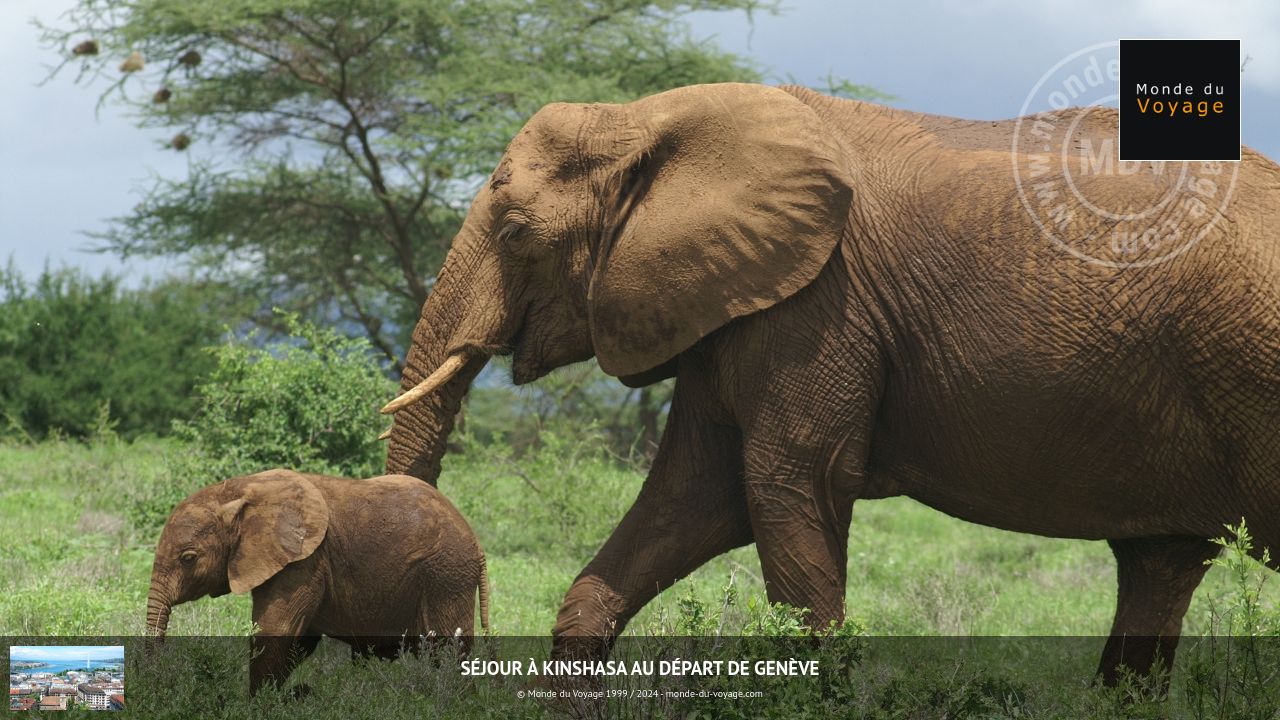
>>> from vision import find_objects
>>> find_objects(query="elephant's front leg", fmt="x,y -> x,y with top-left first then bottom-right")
743,464 -> 860,630
249,570 -> 323,695
250,635 -> 320,697
740,374 -> 878,631
551,379 -> 752,657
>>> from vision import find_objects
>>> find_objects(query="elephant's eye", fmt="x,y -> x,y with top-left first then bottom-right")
180,551 -> 198,565
496,221 -> 523,248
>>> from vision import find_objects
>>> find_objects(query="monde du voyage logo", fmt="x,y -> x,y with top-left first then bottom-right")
1013,39 -> 1242,270
1120,39 -> 1241,161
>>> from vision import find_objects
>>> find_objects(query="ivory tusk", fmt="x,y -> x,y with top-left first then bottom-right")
377,427 -> 393,441
380,353 -> 468,414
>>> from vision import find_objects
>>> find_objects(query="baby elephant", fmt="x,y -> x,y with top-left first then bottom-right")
145,469 -> 490,693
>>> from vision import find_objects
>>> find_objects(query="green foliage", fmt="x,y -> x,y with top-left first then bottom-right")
1180,520 -> 1280,718
171,311 -> 394,480
739,596 -> 813,636
0,437 -> 174,635
0,262 -> 234,441
126,312 -> 394,532
641,586 -> 871,720
1204,519 -> 1278,636
40,0 -> 772,363
468,359 -> 671,461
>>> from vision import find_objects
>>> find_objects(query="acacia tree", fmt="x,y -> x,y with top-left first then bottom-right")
40,0 -> 769,371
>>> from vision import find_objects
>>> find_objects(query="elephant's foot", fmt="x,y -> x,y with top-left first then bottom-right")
550,575 -> 627,661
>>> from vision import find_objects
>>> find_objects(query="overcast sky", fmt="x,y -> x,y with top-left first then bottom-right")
2,0 -> 1276,284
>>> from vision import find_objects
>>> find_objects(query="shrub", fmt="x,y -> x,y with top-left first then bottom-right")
176,311 -> 394,478
129,313 -> 393,531
0,262 -> 234,440
1181,520 -> 1280,717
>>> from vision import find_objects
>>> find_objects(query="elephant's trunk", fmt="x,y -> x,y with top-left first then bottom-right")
145,591 -> 171,638
385,233 -> 497,484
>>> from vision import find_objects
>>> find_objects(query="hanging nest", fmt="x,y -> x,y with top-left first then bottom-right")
170,133 -> 191,151
71,40 -> 99,56
153,88 -> 172,104
120,51 -> 144,73
178,50 -> 202,68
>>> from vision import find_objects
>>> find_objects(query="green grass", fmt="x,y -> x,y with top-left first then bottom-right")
0,437 -> 250,637
5,436 -> 1280,717
1,434 -> 1275,637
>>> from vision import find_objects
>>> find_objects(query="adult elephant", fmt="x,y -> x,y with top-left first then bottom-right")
381,82 -> 1280,682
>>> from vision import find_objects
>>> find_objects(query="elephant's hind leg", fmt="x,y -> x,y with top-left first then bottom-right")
1098,536 -> 1219,687
422,588 -> 477,642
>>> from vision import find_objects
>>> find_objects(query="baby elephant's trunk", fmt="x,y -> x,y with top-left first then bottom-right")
146,589 -> 171,639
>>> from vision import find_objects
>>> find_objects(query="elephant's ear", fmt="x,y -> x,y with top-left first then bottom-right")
220,470 -> 329,594
588,83 -> 853,377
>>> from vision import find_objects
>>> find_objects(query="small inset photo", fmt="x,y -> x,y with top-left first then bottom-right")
9,646 -> 125,711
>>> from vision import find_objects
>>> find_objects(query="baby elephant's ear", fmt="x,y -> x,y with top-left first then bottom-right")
221,470 -> 329,594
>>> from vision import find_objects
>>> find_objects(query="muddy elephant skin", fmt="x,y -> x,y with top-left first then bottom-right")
145,470 -> 490,694
379,82 -> 1280,683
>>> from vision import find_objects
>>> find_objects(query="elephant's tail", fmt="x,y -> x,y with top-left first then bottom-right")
477,546 -> 490,634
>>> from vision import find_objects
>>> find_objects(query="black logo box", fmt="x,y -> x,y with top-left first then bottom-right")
1120,39 -> 1241,161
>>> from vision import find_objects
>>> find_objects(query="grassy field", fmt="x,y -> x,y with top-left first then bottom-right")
4,436 -> 1280,717
1,434 -> 1270,638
